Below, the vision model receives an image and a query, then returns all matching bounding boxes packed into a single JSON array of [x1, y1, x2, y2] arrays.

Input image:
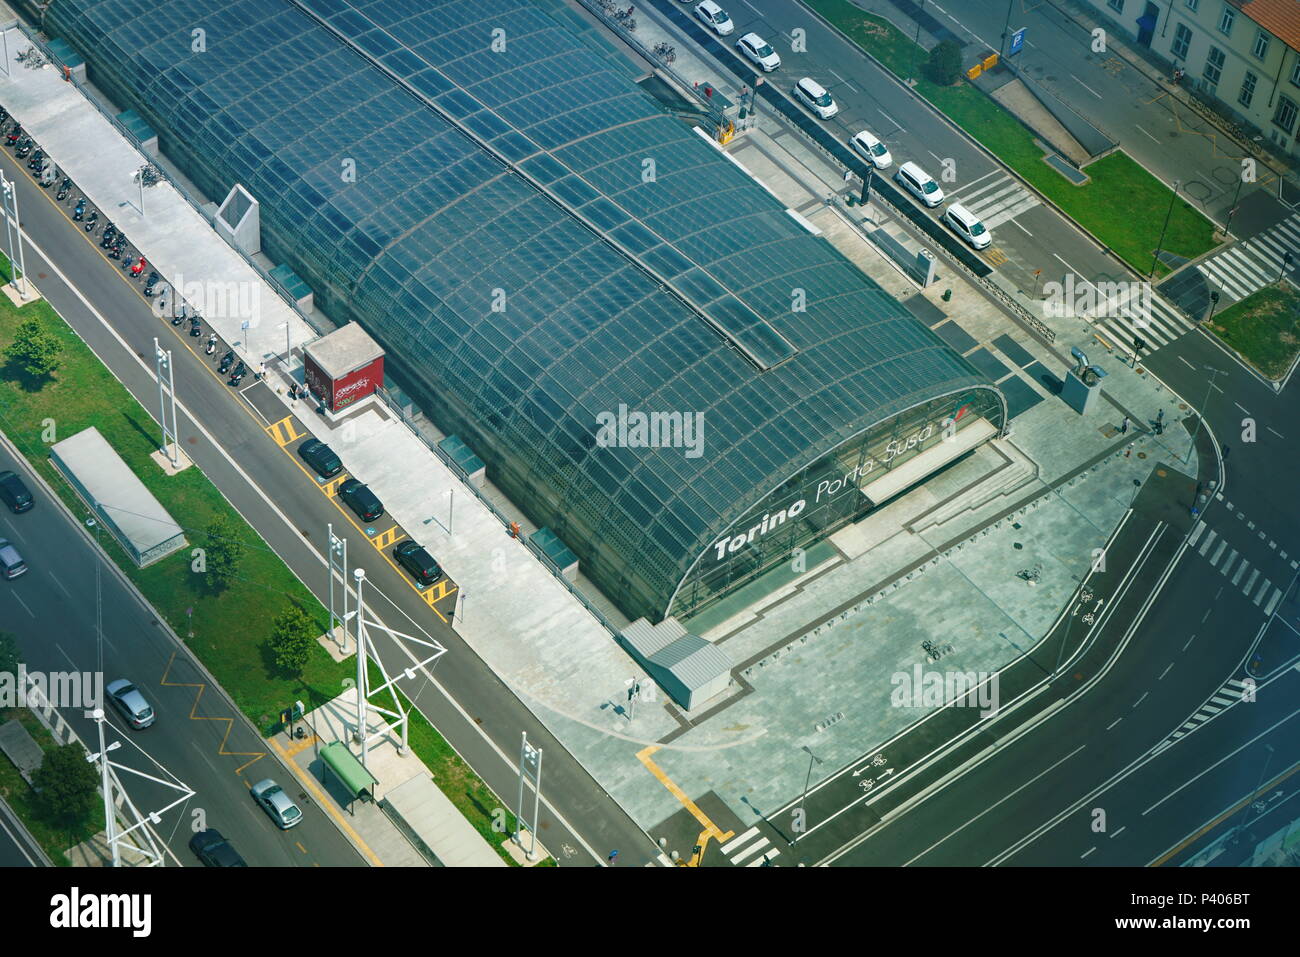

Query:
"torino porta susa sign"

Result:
[[705, 417, 948, 565]]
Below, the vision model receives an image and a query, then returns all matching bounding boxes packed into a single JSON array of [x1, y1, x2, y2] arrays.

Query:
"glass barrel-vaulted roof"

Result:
[[37, 0, 1004, 622]]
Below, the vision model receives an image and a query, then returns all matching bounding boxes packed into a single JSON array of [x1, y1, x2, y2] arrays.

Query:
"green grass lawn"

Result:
[[0, 271, 352, 733], [0, 708, 103, 865], [806, 0, 1217, 275], [1205, 282, 1300, 379]]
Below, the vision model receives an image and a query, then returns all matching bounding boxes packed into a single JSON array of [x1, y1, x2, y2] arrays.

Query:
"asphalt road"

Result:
[[0, 439, 365, 866], [0, 145, 661, 867], [0, 795, 44, 866]]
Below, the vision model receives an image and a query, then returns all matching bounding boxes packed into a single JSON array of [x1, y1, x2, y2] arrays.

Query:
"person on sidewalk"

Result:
[[1155, 409, 1165, 435], [1120, 416, 1129, 435]]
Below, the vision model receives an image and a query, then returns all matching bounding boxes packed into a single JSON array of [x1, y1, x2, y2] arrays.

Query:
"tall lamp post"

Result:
[[794, 746, 822, 844], [1149, 179, 1180, 278], [1185, 365, 1226, 466]]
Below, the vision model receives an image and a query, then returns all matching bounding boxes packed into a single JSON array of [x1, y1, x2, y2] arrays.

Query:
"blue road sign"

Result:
[[1009, 27, 1027, 57]]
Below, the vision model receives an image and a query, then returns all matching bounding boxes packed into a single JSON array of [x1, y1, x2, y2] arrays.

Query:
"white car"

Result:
[[850, 129, 892, 169], [694, 1, 734, 36], [794, 77, 838, 119], [895, 160, 945, 208], [737, 32, 781, 72], [944, 202, 992, 250]]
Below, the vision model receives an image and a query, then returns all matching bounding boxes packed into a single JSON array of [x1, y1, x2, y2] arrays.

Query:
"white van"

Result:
[[794, 77, 838, 119], [895, 161, 945, 208], [943, 202, 991, 249]]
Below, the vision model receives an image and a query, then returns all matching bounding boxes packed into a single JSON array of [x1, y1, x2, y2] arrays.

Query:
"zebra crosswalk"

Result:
[[1197, 213, 1300, 304], [948, 171, 1039, 231], [719, 826, 781, 866], [1188, 523, 1285, 616], [1153, 677, 1255, 754], [1083, 283, 1197, 357]]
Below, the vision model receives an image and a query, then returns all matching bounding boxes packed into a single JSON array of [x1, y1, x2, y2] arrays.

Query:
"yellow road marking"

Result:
[[267, 735, 383, 866], [986, 247, 1008, 266], [321, 474, 349, 498], [265, 415, 303, 448], [371, 525, 404, 550], [159, 651, 266, 775], [420, 577, 459, 609], [636, 745, 733, 843], [283, 733, 318, 758]]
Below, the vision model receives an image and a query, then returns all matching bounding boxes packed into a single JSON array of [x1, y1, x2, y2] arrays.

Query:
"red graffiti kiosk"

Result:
[[303, 322, 385, 414]]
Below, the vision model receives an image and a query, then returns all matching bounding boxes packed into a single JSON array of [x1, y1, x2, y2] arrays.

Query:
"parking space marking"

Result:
[[371, 525, 404, 550], [420, 577, 459, 611], [265, 416, 303, 448]]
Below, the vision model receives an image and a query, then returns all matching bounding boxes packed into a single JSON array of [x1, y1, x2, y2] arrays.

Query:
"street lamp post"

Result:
[[1186, 366, 1226, 466], [909, 0, 927, 83], [1204, 289, 1221, 325], [1149, 180, 1180, 278], [794, 746, 822, 844], [154, 338, 180, 467], [1232, 744, 1274, 846], [999, 0, 1015, 59], [1, 172, 28, 296], [1281, 250, 1294, 283]]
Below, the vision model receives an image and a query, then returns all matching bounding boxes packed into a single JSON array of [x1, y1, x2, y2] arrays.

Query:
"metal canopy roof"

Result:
[[39, 0, 1003, 621]]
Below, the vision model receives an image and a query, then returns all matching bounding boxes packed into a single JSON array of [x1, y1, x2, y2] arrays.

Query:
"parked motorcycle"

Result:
[[205, 334, 217, 355], [26, 149, 42, 170], [6, 125, 22, 146], [100, 224, 118, 248], [15, 138, 32, 159], [189, 317, 202, 337], [228, 361, 247, 386], [143, 271, 160, 296], [83, 211, 99, 232], [218, 350, 235, 374], [130, 256, 146, 278], [56, 178, 71, 202]]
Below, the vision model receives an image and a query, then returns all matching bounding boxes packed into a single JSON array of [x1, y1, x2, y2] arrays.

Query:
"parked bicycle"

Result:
[[653, 41, 675, 64]]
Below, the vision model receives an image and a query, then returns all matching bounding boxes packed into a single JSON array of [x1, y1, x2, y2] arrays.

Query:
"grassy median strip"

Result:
[[1204, 282, 1300, 379], [0, 259, 541, 865], [806, 0, 1216, 275]]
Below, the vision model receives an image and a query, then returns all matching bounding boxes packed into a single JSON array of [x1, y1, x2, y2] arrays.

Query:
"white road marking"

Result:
[[1071, 74, 1103, 98], [1134, 124, 1161, 143], [1158, 663, 1174, 680]]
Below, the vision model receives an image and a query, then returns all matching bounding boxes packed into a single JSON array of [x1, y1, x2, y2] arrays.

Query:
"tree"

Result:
[[268, 605, 317, 678], [4, 317, 62, 380], [203, 514, 245, 592], [925, 40, 964, 86], [0, 631, 18, 685], [33, 742, 99, 824]]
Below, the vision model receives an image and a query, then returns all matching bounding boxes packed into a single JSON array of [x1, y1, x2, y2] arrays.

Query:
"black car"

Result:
[[188, 828, 247, 867], [297, 438, 343, 478], [0, 470, 33, 513], [338, 479, 384, 522], [393, 540, 441, 586]]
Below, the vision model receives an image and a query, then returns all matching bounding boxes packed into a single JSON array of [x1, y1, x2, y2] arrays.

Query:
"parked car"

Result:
[[895, 160, 945, 208], [850, 129, 893, 169], [189, 828, 247, 867], [250, 779, 302, 830], [297, 438, 343, 478], [338, 478, 384, 522], [694, 1, 734, 36], [0, 470, 33, 513], [393, 540, 441, 587], [736, 32, 780, 72], [944, 202, 992, 250], [794, 77, 839, 119], [106, 679, 155, 729], [0, 539, 26, 580]]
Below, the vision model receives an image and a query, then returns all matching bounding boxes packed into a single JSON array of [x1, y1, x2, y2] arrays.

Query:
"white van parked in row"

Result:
[[894, 161, 945, 208], [794, 77, 838, 119], [850, 129, 892, 169], [944, 202, 992, 249]]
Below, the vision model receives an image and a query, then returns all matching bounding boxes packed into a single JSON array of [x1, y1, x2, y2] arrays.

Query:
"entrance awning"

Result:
[[319, 741, 377, 800], [860, 417, 997, 506]]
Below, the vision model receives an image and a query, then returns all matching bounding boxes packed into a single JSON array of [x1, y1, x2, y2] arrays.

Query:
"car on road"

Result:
[[393, 540, 441, 587], [944, 202, 992, 250], [850, 129, 892, 170], [0, 470, 33, 513], [0, 539, 27, 580], [338, 478, 384, 522], [250, 779, 302, 830], [794, 77, 838, 119], [736, 32, 780, 72], [106, 679, 155, 729], [895, 160, 945, 208], [693, 1, 733, 36], [189, 828, 247, 867], [297, 438, 343, 479]]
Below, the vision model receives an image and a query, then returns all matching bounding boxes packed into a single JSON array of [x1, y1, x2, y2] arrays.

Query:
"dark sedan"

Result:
[[0, 470, 33, 513], [189, 828, 247, 867], [338, 478, 384, 522], [297, 438, 343, 478], [393, 540, 441, 586]]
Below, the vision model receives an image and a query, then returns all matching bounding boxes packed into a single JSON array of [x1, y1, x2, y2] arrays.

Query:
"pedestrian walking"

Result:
[[607, 849, 619, 865], [1155, 409, 1165, 435], [1191, 506, 1200, 519], [1120, 416, 1129, 435]]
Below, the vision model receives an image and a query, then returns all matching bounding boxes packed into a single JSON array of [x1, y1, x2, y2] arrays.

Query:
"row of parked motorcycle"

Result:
[[4, 110, 249, 388]]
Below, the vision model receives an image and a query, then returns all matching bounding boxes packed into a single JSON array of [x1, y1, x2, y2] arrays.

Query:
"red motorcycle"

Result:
[[130, 256, 146, 278]]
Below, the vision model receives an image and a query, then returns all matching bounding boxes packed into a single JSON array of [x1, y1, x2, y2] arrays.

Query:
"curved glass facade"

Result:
[[34, 0, 1005, 622]]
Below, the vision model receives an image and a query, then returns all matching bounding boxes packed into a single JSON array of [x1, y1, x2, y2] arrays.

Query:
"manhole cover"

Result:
[[1156, 468, 1167, 477], [1137, 452, 1148, 459]]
